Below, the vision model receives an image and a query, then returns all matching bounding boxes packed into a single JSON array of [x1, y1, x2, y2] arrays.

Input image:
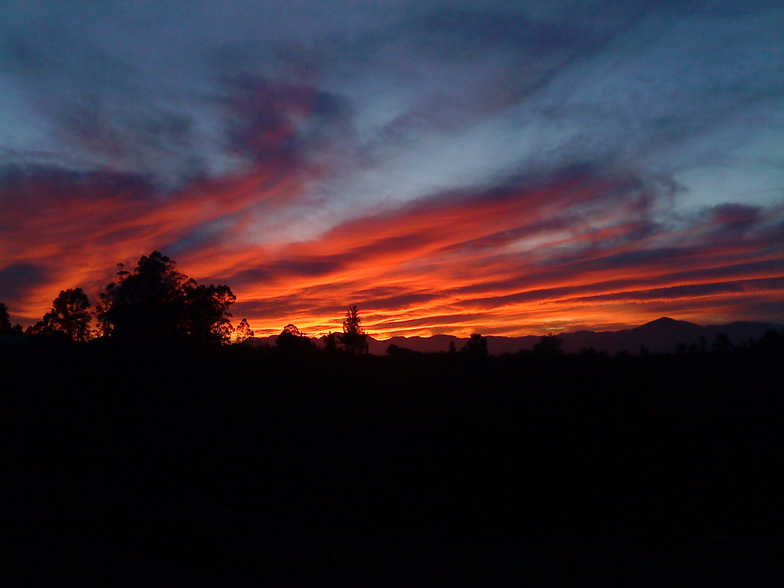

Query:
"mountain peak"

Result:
[[635, 317, 700, 331]]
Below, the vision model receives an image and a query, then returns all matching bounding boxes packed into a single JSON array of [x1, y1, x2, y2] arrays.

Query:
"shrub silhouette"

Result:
[[533, 332, 562, 356], [460, 332, 488, 358], [276, 323, 315, 353]]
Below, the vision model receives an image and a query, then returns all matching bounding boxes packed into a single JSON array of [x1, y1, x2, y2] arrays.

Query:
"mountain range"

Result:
[[252, 317, 783, 355]]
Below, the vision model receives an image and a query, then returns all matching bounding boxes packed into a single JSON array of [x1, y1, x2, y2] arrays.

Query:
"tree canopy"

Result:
[[276, 323, 316, 353], [460, 332, 488, 358], [234, 318, 254, 344], [26, 288, 92, 341], [97, 251, 235, 344], [533, 333, 563, 356]]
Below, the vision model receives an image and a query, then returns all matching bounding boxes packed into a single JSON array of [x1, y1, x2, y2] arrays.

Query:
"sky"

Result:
[[1, 0, 783, 339]]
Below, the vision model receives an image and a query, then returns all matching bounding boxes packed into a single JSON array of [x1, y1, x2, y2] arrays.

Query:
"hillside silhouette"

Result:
[[246, 317, 782, 356]]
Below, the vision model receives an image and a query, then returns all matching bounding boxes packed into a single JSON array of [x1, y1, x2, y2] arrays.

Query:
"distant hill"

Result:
[[244, 318, 783, 356], [367, 317, 784, 355]]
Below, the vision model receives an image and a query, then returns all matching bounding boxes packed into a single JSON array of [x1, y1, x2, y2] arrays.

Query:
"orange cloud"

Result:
[[211, 175, 784, 338], [3, 163, 783, 337], [0, 162, 305, 321]]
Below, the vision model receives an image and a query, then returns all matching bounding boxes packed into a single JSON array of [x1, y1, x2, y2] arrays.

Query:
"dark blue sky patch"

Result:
[[0, 264, 49, 305]]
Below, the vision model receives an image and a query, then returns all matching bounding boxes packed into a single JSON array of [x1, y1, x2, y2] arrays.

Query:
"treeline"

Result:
[[1, 251, 241, 344], [1, 251, 377, 354], [3, 250, 783, 358]]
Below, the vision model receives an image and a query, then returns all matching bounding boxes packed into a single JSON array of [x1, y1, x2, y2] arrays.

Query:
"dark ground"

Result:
[[2, 342, 783, 585]]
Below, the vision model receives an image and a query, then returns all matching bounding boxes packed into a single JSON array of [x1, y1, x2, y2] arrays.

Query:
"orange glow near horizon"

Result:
[[2, 165, 783, 339]]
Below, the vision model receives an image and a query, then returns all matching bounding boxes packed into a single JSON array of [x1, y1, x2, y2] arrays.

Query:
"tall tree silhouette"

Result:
[[234, 317, 254, 343], [0, 302, 12, 334], [97, 251, 235, 344], [0, 302, 21, 335], [710, 332, 733, 354], [340, 305, 368, 355], [27, 288, 92, 341]]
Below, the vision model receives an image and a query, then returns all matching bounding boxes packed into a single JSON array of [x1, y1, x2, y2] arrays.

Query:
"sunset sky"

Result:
[[1, 0, 783, 338]]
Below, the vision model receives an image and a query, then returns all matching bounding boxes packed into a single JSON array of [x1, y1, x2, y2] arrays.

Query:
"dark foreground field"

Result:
[[3, 343, 783, 585]]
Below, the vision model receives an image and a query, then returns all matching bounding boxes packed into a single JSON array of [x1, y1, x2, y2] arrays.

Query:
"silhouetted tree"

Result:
[[387, 343, 416, 358], [0, 302, 12, 334], [323, 332, 340, 353], [533, 333, 562, 356], [181, 282, 236, 344], [282, 323, 302, 337], [460, 332, 488, 358], [757, 329, 784, 356], [277, 323, 315, 353], [710, 332, 733, 354], [234, 317, 254, 343], [97, 251, 235, 344], [579, 346, 602, 360], [26, 288, 92, 341], [97, 252, 185, 339], [340, 305, 368, 355]]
